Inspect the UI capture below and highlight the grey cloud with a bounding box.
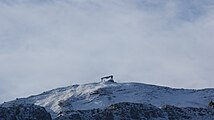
[0,0,214,103]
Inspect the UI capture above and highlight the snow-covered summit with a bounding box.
[1,80,214,118]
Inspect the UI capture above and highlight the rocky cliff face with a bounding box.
[1,102,213,120]
[55,102,214,120]
[0,104,52,120]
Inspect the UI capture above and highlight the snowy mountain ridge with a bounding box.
[1,80,214,119]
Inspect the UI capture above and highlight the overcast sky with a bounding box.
[0,0,214,103]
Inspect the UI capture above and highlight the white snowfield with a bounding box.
[1,80,214,118]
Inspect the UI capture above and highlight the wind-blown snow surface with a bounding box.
[1,81,214,118]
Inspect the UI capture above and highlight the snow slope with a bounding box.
[1,80,214,118]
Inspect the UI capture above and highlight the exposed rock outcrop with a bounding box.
[55,102,214,120]
[0,104,52,120]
